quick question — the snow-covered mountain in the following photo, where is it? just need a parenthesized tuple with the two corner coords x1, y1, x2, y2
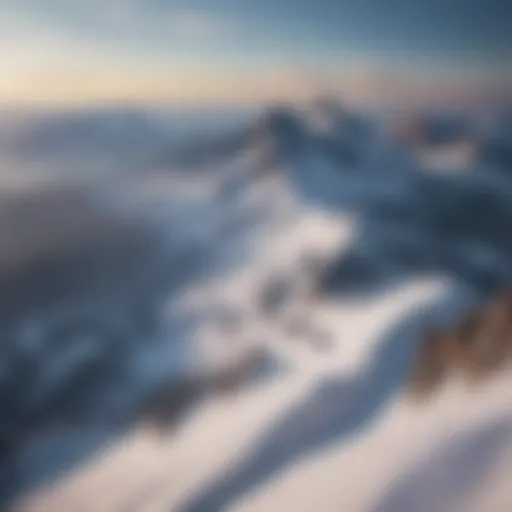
(1, 100, 512, 511)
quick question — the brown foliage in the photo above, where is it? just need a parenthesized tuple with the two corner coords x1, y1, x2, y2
(409, 291, 512, 400)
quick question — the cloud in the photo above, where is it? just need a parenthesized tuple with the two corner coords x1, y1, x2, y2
(0, 10, 133, 73)
(0, 2, 236, 65)
(61, 2, 236, 43)
(0, 4, 228, 74)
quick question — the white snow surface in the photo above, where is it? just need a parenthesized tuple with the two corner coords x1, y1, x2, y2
(1, 103, 511, 512)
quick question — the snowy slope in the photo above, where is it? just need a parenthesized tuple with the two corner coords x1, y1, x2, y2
(1, 101, 512, 511)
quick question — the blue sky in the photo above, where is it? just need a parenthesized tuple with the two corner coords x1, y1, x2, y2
(1, 0, 509, 104)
